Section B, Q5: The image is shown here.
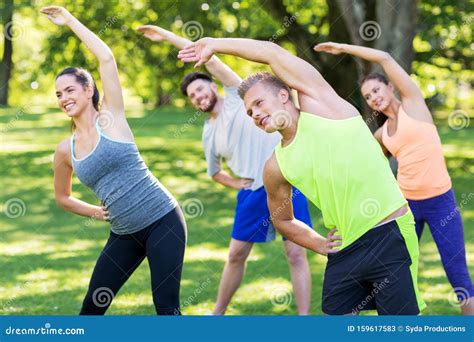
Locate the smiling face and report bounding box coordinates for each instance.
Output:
[361,78,395,113]
[55,74,94,117]
[186,79,218,112]
[243,81,293,133]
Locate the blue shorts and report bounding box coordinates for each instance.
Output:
[232,186,313,243]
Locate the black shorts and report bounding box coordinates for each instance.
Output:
[322,219,420,315]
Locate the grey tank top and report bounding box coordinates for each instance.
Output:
[70,119,177,234]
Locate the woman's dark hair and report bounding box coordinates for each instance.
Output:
[56,67,100,131]
[359,72,389,87]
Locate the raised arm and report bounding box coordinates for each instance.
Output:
[263,155,341,255]
[315,42,424,102]
[138,25,241,87]
[41,6,124,117]
[178,38,341,102]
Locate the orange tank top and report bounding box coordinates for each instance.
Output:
[382,106,451,200]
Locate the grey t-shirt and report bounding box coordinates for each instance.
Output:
[202,86,281,190]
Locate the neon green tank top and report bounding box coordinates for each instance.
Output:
[275,112,407,249]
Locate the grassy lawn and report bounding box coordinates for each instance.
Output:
[0,106,472,315]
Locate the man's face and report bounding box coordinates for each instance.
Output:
[186,79,218,112]
[243,82,292,133]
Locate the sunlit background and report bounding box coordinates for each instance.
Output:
[1,0,472,315]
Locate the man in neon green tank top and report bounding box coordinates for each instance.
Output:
[179,38,426,315]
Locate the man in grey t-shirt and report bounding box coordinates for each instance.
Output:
[139,24,313,315]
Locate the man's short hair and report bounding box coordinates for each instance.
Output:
[238,72,293,102]
[180,72,213,96]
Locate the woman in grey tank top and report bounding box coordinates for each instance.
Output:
[42,6,186,315]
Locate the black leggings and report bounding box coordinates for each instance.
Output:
[80,207,186,315]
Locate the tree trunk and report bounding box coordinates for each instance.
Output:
[336,0,417,131]
[259,0,359,102]
[373,0,417,73]
[324,0,361,106]
[154,81,172,107]
[335,0,373,78]
[0,0,14,106]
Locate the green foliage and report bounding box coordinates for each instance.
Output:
[415,0,473,110]
[2,0,472,111]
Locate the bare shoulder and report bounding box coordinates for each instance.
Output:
[401,98,434,124]
[263,153,286,186]
[54,137,72,166]
[98,106,134,142]
[373,126,388,156]
[56,137,70,155]
[298,92,359,120]
[264,153,279,173]
[374,126,384,141]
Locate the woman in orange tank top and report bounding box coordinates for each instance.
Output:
[315,42,473,315]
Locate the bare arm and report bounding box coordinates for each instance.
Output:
[178,38,343,103]
[41,6,124,117]
[54,140,109,221]
[315,43,423,101]
[263,155,341,255]
[373,126,389,156]
[138,25,241,87]
[203,57,241,88]
[212,170,253,190]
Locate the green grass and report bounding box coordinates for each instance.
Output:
[0,106,472,315]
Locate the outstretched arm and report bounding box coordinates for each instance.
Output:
[41,6,124,117]
[315,42,424,102]
[263,154,341,255]
[138,25,241,87]
[178,38,340,102]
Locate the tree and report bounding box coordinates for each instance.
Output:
[260,0,360,111]
[19,0,472,114]
[0,0,14,106]
[334,0,417,129]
